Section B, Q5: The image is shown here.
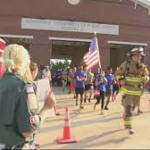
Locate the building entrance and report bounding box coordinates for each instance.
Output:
[109,43,146,70]
[50,38,90,67]
[1,36,32,50]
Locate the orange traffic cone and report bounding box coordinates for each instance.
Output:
[56,107,77,144]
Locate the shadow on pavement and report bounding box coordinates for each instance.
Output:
[60,129,129,149]
[38,113,122,133]
[39,128,128,149]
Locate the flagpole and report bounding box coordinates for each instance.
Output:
[94,32,102,69]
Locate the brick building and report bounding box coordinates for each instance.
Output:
[0,0,150,69]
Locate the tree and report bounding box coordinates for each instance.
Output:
[51,59,71,71]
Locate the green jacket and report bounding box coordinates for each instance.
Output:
[0,72,40,146]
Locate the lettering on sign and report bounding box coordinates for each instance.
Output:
[21,18,119,35]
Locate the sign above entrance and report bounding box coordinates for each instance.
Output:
[21,18,119,35]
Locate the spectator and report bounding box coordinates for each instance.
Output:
[42,65,52,85]
[0,44,55,149]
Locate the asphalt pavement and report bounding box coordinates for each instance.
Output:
[35,87,150,149]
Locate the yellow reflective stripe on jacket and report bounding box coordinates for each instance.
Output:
[125,77,142,83]
[116,75,124,80]
[121,87,142,96]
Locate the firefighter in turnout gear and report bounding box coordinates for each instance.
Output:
[115,47,149,134]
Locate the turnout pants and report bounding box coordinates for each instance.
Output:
[122,95,140,129]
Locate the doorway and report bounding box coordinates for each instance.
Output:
[109,42,147,70]
[50,38,90,67]
[50,38,90,86]
[0,35,32,50]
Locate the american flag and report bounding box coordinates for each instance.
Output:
[83,35,100,70]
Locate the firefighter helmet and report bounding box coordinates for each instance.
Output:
[129,47,146,56]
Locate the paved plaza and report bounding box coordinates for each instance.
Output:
[36,87,150,149]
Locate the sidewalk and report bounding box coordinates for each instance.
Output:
[35,87,150,149]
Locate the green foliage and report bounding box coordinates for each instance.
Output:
[51,59,71,71]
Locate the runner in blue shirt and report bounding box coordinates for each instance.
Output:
[74,65,86,109]
[93,70,107,114]
[104,67,115,110]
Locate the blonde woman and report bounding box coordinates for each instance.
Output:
[0,44,56,149]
